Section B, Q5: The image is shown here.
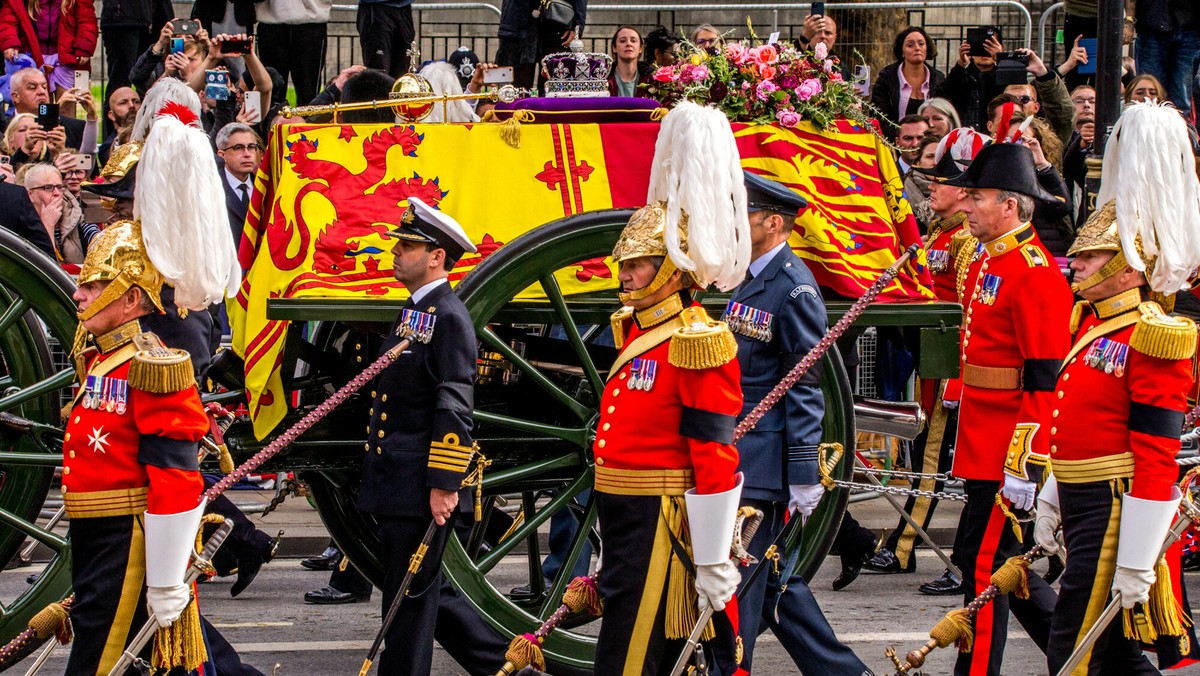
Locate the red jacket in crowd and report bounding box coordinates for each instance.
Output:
[0,0,98,68]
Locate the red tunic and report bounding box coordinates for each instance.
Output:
[953,223,1073,481]
[63,346,207,515]
[924,213,980,407]
[592,304,741,495]
[1051,293,1194,501]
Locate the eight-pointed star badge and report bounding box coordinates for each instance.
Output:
[88,426,110,454]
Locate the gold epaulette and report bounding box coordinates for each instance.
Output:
[610,306,633,350]
[1130,302,1198,361]
[948,228,977,260]
[1020,245,1051,268]
[128,332,195,394]
[1069,301,1086,335]
[668,306,737,369]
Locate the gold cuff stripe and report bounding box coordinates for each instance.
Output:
[1052,453,1135,484]
[429,461,469,473]
[594,466,695,496]
[65,486,149,518]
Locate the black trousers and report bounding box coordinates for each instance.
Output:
[203,475,273,576]
[357,5,415,78]
[256,22,328,107]
[832,510,877,562]
[1047,479,1158,676]
[883,404,957,570]
[954,479,1056,676]
[375,513,451,675]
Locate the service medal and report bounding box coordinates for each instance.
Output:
[629,358,643,391]
[115,379,128,415]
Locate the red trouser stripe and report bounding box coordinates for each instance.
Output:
[971,503,1007,676]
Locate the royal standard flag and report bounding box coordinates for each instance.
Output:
[232,121,932,438]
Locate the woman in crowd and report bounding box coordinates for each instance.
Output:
[903,133,940,231]
[918,97,959,138]
[607,26,651,98]
[23,162,97,264]
[691,23,722,52]
[1124,73,1165,104]
[644,26,680,69]
[4,112,67,168]
[871,27,945,139]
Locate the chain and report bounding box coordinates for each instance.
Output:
[853,466,961,483]
[259,476,302,518]
[834,478,967,502]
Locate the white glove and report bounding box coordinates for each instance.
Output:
[1112,565,1157,609]
[788,484,825,519]
[1033,476,1061,557]
[147,584,191,627]
[1000,474,1037,511]
[694,560,740,614]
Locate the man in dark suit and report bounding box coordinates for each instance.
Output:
[214,122,263,245]
[0,173,54,256]
[357,196,481,674]
[714,172,870,675]
[9,68,89,151]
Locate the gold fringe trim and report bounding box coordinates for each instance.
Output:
[664,500,714,642]
[128,351,195,393]
[1121,557,1191,643]
[611,307,632,350]
[1069,301,1086,335]
[28,600,72,644]
[152,594,207,672]
[929,607,975,652]
[218,444,235,474]
[562,576,603,616]
[503,634,545,671]
[498,110,536,149]
[952,229,980,303]
[669,308,737,369]
[1130,302,1197,360]
[990,553,1032,599]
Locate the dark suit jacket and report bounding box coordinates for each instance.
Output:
[217,158,250,245]
[0,180,54,256]
[357,282,477,518]
[870,61,946,138]
[727,246,827,502]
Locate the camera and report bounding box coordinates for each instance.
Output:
[995,51,1030,86]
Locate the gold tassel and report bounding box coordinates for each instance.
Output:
[929,608,975,652]
[218,444,235,474]
[990,554,1032,599]
[663,499,713,641]
[668,325,738,370]
[152,594,207,672]
[1123,606,1158,644]
[562,576,603,616]
[1146,558,1190,638]
[1130,302,1197,360]
[498,110,535,149]
[993,494,1025,545]
[1069,301,1086,335]
[27,600,72,643]
[128,352,195,393]
[504,634,545,671]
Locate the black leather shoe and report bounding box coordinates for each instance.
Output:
[832,554,865,591]
[304,586,370,604]
[231,530,283,598]
[301,547,341,571]
[863,548,909,574]
[918,568,963,596]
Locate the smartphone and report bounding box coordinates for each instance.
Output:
[1077,38,1098,75]
[483,66,514,85]
[967,26,998,57]
[811,2,825,16]
[0,155,10,167]
[70,154,94,172]
[205,69,231,101]
[852,64,871,98]
[170,37,185,54]
[243,90,262,123]
[222,37,253,54]
[36,102,59,130]
[171,19,199,36]
[73,69,89,94]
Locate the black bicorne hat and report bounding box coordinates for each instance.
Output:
[941,143,1061,205]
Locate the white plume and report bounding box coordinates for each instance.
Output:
[131,78,201,142]
[134,115,241,309]
[646,101,750,291]
[419,62,479,123]
[1098,101,1200,292]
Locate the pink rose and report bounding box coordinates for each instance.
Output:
[755,79,778,101]
[776,109,801,127]
[756,63,777,80]
[750,44,779,67]
[813,41,828,61]
[680,64,710,84]
[796,78,823,101]
[653,65,679,83]
[724,43,750,65]
[823,58,835,74]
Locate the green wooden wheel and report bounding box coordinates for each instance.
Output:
[305,210,854,673]
[0,229,81,644]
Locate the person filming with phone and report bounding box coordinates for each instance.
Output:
[129,19,210,93]
[935,26,1006,131]
[6,68,96,164]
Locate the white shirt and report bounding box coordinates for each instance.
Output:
[224,167,250,198]
[410,278,448,306]
[896,63,931,121]
[749,240,789,279]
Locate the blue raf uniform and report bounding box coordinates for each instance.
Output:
[713,172,870,675]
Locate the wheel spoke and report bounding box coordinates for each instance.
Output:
[539,479,597,618]
[539,274,604,400]
[0,368,74,413]
[521,492,545,598]
[481,451,582,491]
[0,376,12,389]
[0,505,66,552]
[479,328,591,422]
[476,485,583,573]
[0,297,30,337]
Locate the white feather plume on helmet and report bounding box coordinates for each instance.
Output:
[645,101,750,291]
[134,109,241,310]
[1097,100,1200,292]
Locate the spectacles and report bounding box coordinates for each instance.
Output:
[64,170,86,177]
[28,184,64,193]
[1072,97,1096,105]
[1015,95,1033,104]
[695,38,718,47]
[222,143,262,153]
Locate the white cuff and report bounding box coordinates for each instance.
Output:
[684,473,743,566]
[144,501,205,588]
[1117,486,1181,571]
[1038,474,1059,510]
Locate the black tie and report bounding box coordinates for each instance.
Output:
[237,183,249,208]
[745,270,754,283]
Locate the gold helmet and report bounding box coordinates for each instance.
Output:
[76,220,166,321]
[1068,200,1154,294]
[612,202,693,303]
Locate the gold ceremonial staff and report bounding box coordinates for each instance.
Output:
[280,83,527,121]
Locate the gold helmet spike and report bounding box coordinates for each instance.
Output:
[1067,200,1120,258]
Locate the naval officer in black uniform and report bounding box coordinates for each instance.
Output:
[714,172,871,675]
[356,197,481,675]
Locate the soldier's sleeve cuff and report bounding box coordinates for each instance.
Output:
[138,436,200,471]
[428,432,473,476]
[1002,423,1048,480]
[787,445,820,485]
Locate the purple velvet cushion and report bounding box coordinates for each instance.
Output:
[490,97,665,124]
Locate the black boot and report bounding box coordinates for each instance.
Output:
[918,568,963,595]
[231,530,282,597]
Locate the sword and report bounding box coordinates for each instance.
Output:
[667,507,766,676]
[106,520,235,676]
[1055,474,1200,676]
